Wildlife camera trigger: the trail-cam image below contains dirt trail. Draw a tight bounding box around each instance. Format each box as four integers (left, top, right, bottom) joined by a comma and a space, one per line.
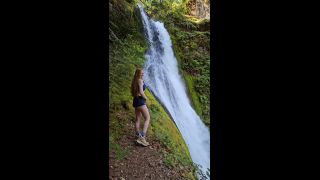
109, 119, 189, 180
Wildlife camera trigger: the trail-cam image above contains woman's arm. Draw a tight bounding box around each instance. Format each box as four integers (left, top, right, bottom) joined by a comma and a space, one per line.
138, 79, 148, 100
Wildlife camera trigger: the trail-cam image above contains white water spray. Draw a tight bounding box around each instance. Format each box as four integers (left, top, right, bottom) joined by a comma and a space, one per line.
137, 3, 210, 179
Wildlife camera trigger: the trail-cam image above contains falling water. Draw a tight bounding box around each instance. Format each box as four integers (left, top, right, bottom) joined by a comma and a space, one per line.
137, 3, 210, 179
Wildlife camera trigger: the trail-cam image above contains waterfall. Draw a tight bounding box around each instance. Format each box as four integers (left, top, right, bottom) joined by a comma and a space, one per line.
137, 3, 210, 179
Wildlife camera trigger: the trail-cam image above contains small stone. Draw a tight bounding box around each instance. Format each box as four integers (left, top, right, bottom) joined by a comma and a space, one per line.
120, 177, 125, 180
110, 166, 114, 169
149, 162, 155, 167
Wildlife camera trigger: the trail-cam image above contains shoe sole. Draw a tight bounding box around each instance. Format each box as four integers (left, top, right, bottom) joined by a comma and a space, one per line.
136, 139, 149, 147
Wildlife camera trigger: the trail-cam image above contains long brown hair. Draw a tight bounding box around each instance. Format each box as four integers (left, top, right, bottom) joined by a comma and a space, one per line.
131, 68, 143, 97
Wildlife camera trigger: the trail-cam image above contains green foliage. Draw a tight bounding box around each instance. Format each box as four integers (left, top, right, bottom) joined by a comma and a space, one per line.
110, 135, 130, 161
114, 143, 130, 161
109, 0, 144, 42
185, 172, 197, 180
109, 0, 147, 142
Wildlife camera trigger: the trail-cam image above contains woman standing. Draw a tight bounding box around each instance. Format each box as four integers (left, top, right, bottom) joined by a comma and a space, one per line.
131, 68, 150, 146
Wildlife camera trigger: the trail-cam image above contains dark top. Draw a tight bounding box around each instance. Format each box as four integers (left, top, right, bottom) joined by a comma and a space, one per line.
134, 81, 146, 97
132, 81, 147, 107
143, 82, 146, 91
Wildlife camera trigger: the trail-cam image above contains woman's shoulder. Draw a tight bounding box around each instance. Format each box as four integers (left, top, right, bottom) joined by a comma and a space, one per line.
138, 79, 143, 84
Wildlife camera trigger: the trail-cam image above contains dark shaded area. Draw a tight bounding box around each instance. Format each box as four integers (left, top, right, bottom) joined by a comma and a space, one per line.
212, 0, 317, 180
2, 0, 107, 179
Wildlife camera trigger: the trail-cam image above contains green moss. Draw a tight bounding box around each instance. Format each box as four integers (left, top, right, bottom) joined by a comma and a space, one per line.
145, 90, 196, 177
183, 72, 202, 117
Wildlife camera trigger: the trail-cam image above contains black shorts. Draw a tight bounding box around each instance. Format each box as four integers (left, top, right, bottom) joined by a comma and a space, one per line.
133, 96, 146, 108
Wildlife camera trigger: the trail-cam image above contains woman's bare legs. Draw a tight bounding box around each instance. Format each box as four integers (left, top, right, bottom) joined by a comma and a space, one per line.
135, 108, 142, 133
136, 105, 150, 136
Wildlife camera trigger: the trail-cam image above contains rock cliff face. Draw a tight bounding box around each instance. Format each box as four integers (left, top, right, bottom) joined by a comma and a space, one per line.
189, 0, 210, 19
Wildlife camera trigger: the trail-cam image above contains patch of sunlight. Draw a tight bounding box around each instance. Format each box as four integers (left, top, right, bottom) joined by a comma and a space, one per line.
184, 14, 203, 24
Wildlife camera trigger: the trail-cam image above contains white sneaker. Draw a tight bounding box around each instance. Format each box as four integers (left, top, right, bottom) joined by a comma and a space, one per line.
136, 137, 149, 146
